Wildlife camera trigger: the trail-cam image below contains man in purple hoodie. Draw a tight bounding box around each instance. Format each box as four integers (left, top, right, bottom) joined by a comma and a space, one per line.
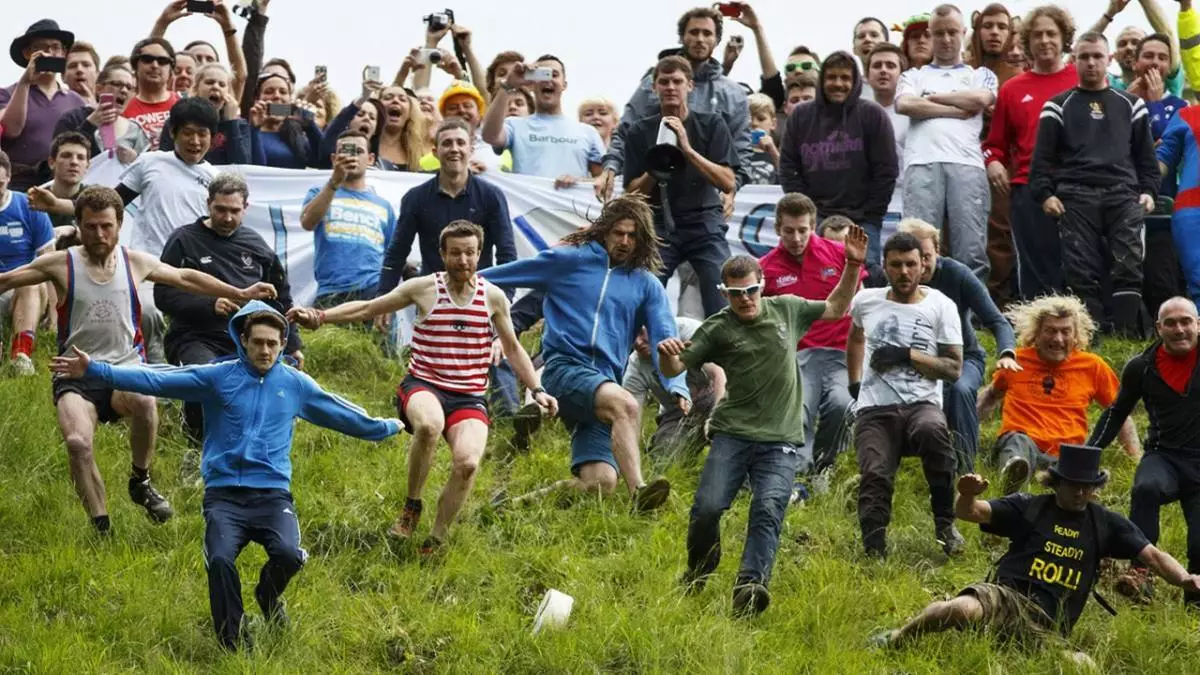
779, 51, 897, 281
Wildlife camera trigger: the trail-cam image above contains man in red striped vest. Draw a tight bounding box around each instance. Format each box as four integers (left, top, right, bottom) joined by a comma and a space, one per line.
290, 220, 556, 554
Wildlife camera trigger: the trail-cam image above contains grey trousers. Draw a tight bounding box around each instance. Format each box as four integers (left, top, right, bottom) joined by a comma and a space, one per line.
903, 162, 991, 285
797, 347, 854, 473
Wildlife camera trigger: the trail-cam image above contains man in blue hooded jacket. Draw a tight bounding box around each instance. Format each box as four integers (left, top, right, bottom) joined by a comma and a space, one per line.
50, 301, 403, 651
481, 194, 684, 511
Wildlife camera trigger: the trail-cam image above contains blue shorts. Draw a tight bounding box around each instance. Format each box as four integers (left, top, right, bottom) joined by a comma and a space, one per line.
543, 356, 617, 474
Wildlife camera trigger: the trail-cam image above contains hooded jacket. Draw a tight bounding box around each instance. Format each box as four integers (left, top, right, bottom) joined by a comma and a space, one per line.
480, 240, 685, 392
779, 52, 898, 225
602, 50, 751, 187
85, 301, 401, 490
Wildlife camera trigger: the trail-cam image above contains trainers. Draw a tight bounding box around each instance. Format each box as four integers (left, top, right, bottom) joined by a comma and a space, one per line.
789, 481, 811, 506
1000, 456, 1030, 495
632, 477, 671, 513
128, 475, 174, 523
387, 500, 422, 539
418, 535, 445, 558
937, 525, 966, 557
12, 353, 34, 376
254, 585, 290, 627
731, 581, 771, 617
1115, 566, 1154, 604
512, 402, 542, 452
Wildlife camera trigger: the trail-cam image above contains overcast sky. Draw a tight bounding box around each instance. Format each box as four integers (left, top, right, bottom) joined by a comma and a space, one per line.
0, 0, 1175, 113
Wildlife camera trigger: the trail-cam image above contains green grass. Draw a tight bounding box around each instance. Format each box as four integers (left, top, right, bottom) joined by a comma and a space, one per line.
2, 329, 1200, 673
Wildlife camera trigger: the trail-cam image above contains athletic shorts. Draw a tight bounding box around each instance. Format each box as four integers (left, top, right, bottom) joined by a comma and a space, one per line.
52, 373, 120, 424
959, 583, 1054, 641
395, 375, 489, 436
542, 356, 616, 474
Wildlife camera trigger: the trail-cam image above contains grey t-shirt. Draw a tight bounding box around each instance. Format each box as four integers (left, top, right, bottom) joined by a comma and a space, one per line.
623, 316, 707, 406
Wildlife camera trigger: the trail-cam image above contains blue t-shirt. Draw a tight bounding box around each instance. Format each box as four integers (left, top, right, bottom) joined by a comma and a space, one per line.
503, 113, 605, 179
0, 192, 54, 272
303, 186, 396, 297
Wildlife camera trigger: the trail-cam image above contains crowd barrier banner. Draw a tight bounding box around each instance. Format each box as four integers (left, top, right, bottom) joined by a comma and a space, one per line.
85, 156, 788, 305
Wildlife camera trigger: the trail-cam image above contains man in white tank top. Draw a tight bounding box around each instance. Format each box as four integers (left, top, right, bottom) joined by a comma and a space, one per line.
291, 220, 556, 554
0, 186, 277, 534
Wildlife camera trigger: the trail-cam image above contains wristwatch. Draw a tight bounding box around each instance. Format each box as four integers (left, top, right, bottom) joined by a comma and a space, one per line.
532, 386, 547, 396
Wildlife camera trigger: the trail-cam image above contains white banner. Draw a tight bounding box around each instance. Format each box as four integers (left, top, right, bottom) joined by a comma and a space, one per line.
85, 156, 788, 306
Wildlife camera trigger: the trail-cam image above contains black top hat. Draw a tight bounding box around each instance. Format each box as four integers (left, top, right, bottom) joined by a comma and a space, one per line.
1049, 443, 1109, 485
10, 19, 75, 68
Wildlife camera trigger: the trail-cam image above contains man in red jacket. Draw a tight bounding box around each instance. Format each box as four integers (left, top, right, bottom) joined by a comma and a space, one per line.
982, 5, 1077, 301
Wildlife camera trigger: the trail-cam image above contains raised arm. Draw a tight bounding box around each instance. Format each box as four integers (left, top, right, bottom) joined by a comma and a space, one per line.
909, 343, 963, 382
819, 227, 867, 320
954, 474, 993, 524
214, 1, 249, 97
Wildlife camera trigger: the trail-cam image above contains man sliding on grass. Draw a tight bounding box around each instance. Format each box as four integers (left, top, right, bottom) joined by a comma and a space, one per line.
51, 302, 402, 651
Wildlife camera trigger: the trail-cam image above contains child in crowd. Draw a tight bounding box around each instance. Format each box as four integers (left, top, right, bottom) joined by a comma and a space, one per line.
746, 93, 779, 185
819, 215, 854, 242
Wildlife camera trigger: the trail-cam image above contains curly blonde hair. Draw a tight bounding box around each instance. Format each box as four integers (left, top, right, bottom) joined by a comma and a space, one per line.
1007, 294, 1094, 349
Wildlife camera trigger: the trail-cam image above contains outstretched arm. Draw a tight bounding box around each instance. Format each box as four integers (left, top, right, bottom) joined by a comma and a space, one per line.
0, 254, 59, 294
954, 474, 993, 524
291, 276, 425, 329
298, 373, 403, 440
135, 251, 276, 301
51, 346, 214, 402
1139, 544, 1200, 591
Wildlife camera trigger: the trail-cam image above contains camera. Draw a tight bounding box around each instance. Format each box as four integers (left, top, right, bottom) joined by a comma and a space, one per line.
525, 67, 553, 82
423, 9, 455, 32
233, 0, 259, 19
418, 48, 443, 66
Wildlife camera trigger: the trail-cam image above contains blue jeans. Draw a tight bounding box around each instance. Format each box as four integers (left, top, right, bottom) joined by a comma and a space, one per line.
943, 351, 985, 474
657, 229, 730, 317
686, 435, 803, 586
488, 361, 520, 418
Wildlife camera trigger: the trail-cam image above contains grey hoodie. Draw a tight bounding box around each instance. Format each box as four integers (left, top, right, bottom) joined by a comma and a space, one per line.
602, 51, 751, 188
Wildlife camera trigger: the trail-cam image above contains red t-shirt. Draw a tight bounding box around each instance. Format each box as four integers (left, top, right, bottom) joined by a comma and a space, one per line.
1155, 345, 1198, 394
122, 92, 181, 151
760, 235, 867, 351
982, 64, 1077, 184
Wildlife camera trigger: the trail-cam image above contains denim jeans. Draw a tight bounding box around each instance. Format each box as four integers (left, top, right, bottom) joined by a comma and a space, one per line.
657, 229, 731, 317
488, 361, 520, 418
686, 434, 803, 586
943, 351, 985, 474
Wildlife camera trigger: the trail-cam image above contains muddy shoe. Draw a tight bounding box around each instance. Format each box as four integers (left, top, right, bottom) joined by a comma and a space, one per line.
387, 499, 423, 539
731, 581, 770, 617
632, 477, 671, 513
129, 475, 174, 523
1000, 456, 1030, 495
1115, 566, 1154, 604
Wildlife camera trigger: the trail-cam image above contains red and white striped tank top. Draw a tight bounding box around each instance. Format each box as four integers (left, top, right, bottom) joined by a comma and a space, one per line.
407, 272, 495, 396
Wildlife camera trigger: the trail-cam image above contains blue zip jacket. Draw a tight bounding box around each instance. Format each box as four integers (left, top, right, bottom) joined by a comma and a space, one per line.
479, 240, 685, 395
85, 301, 402, 490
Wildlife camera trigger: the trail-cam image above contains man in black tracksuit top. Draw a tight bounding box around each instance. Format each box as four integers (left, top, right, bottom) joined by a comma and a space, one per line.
1088, 297, 1200, 606
1028, 33, 1159, 338
155, 174, 303, 443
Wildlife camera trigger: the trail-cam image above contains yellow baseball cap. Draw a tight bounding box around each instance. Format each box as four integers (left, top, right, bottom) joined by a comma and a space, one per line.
438, 80, 487, 116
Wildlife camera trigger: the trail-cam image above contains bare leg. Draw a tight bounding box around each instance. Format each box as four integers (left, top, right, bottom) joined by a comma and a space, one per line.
10, 285, 41, 335
403, 392, 446, 501
572, 461, 620, 494
56, 394, 107, 518
41, 282, 57, 332
431, 419, 488, 540
112, 391, 158, 471
592, 383, 644, 496
891, 596, 984, 646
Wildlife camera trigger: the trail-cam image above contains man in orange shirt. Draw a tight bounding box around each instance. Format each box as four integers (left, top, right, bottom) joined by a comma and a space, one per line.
977, 295, 1141, 494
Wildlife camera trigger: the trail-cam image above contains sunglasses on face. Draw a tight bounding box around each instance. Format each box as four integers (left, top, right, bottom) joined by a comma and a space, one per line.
1043, 375, 1055, 395
718, 283, 762, 298
137, 54, 174, 67
785, 61, 818, 73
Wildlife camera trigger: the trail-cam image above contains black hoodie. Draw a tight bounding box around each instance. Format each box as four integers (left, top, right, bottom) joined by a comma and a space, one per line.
1089, 340, 1200, 454
779, 51, 898, 225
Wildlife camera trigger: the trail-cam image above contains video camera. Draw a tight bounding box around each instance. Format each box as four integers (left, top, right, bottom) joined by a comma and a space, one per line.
423, 9, 455, 32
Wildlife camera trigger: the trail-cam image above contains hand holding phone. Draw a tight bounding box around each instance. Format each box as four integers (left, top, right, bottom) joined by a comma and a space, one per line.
315, 65, 327, 81
525, 67, 553, 83
34, 56, 67, 74
715, 2, 743, 18
363, 65, 381, 83
266, 102, 293, 118
98, 93, 118, 152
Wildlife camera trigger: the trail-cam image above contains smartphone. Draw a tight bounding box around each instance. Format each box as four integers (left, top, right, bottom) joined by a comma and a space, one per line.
34, 56, 66, 74
730, 35, 744, 47
267, 102, 294, 117
525, 67, 553, 82
315, 65, 327, 81
364, 65, 381, 82
715, 2, 743, 18
99, 93, 117, 152
187, 0, 217, 13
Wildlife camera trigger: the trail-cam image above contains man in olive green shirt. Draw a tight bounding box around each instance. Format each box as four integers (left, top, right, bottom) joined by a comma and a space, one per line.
659, 225, 867, 617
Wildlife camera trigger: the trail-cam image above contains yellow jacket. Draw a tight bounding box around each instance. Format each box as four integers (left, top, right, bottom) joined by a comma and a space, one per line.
1181, 8, 1200, 95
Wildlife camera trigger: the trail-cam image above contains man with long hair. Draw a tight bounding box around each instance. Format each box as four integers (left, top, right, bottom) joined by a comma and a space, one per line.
977, 295, 1139, 495
481, 195, 680, 511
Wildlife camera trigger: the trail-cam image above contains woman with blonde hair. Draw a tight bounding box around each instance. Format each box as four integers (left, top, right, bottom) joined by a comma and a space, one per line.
577, 96, 618, 148
373, 85, 429, 171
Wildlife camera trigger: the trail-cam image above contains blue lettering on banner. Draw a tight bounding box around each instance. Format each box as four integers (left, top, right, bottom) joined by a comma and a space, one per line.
269, 205, 288, 268
737, 203, 776, 257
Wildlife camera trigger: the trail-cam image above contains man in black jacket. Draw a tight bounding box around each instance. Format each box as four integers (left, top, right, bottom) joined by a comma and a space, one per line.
155, 172, 302, 443
1088, 297, 1200, 606
1028, 32, 1159, 338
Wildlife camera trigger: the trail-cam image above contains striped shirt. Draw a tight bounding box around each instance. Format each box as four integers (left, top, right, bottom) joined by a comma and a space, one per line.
407, 273, 495, 395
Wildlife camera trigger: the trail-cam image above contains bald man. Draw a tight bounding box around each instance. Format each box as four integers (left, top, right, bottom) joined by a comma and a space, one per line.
1089, 297, 1200, 605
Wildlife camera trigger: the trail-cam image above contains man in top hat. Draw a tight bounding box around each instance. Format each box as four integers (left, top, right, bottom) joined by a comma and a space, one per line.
871, 443, 1200, 648
0, 19, 85, 191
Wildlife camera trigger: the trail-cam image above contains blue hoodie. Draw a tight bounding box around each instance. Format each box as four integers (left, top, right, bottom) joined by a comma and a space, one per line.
85, 301, 402, 490
479, 241, 686, 396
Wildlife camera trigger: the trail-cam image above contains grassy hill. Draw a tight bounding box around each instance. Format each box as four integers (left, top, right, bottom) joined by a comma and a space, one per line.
2, 328, 1199, 673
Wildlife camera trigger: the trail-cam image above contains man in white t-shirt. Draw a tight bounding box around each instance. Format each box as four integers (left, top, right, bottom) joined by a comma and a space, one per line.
895, 4, 997, 285
866, 43, 910, 280
847, 231, 964, 559
116, 98, 219, 363
481, 55, 604, 182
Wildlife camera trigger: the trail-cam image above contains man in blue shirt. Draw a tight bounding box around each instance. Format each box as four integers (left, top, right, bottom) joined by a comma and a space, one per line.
50, 302, 402, 650
0, 149, 54, 375
299, 130, 395, 308
480, 55, 605, 181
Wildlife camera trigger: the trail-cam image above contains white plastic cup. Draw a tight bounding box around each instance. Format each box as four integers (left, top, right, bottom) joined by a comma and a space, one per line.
531, 589, 574, 634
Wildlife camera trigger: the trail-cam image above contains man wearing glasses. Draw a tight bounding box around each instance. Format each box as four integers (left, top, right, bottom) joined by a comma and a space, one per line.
660, 225, 866, 617
123, 37, 180, 150
976, 294, 1140, 496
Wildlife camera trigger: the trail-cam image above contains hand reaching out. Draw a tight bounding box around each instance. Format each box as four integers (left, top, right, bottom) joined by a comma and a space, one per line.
49, 345, 92, 379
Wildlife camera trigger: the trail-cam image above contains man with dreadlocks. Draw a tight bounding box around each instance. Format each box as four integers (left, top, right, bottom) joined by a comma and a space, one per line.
976, 295, 1139, 495
481, 194, 680, 511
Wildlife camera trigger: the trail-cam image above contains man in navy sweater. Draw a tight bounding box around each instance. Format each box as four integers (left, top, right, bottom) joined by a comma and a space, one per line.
50, 302, 402, 651
899, 218, 1018, 473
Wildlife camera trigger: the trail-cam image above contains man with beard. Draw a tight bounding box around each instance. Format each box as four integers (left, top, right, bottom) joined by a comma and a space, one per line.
122, 38, 180, 151
597, 6, 750, 200
896, 4, 997, 287
481, 55, 604, 181
0, 186, 277, 534
779, 51, 896, 281
984, 5, 1078, 302
1090, 0, 1185, 97
848, 232, 965, 559
291, 221, 555, 554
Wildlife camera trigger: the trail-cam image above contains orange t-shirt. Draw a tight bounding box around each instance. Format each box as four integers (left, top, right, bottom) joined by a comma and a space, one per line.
993, 347, 1120, 457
